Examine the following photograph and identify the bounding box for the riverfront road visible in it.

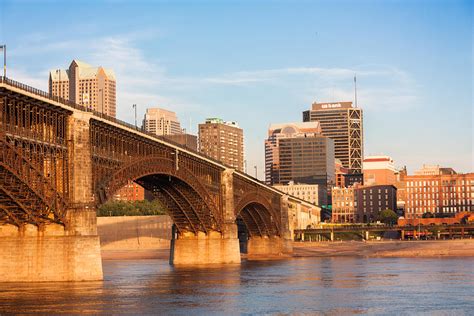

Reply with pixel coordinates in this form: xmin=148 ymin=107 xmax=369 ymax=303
xmin=295 ymin=224 xmax=474 ymax=241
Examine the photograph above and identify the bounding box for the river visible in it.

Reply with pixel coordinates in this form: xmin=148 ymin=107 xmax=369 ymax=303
xmin=0 ymin=257 xmax=473 ymax=315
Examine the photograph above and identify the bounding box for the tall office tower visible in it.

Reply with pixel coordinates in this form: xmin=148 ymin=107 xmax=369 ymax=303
xmin=143 ymin=108 xmax=182 ymax=136
xmin=49 ymin=60 xmax=116 ymax=117
xmin=363 ymin=155 xmax=397 ymax=186
xmin=265 ymin=122 xmax=335 ymax=186
xmin=198 ymin=118 xmax=244 ymax=172
xmin=303 ymin=101 xmax=363 ymax=173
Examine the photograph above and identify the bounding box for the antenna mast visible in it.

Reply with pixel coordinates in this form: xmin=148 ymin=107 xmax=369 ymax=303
xmin=354 ymin=74 xmax=358 ymax=108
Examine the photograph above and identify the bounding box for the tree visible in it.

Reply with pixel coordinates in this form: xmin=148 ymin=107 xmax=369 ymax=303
xmin=377 ymin=209 xmax=398 ymax=225
xmin=97 ymin=199 xmax=166 ymax=216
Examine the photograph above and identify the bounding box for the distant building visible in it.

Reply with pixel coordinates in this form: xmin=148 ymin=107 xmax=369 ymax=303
xmin=414 ymin=164 xmax=456 ymax=176
xmin=404 ymin=167 xmax=474 ymax=219
xmin=331 ymin=186 xmax=356 ymax=223
xmin=354 ymin=185 xmax=397 ymax=223
xmin=143 ymin=108 xmax=182 ymax=136
xmin=363 ymin=155 xmax=396 ymax=186
xmin=198 ymin=118 xmax=244 ymax=171
xmin=49 ymin=60 xmax=116 ymax=117
xmin=273 ymin=181 xmax=327 ymax=206
xmin=265 ymin=122 xmax=334 ymax=187
xmin=303 ymin=101 xmax=363 ymax=173
xmin=343 ymin=173 xmax=364 ymax=187
xmin=161 ymin=134 xmax=198 ymax=151
xmin=332 ymin=184 xmax=397 ymax=223
xmin=335 ymin=159 xmax=349 ymax=188
xmin=114 ymin=181 xmax=145 ymax=201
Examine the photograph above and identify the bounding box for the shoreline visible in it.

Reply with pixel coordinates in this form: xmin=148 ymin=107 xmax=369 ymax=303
xmin=101 ymin=239 xmax=474 ymax=261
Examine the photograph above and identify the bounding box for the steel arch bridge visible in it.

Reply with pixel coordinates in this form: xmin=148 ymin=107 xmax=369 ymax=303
xmin=0 ymin=77 xmax=314 ymax=281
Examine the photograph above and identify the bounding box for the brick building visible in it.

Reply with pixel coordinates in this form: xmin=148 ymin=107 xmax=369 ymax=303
xmin=332 ymin=184 xmax=397 ymax=223
xmin=404 ymin=166 xmax=474 ymax=219
xmin=198 ymin=118 xmax=244 ymax=172
xmin=363 ymin=155 xmax=396 ymax=186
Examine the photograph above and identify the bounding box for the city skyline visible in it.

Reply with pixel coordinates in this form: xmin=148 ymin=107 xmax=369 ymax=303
xmin=0 ymin=0 xmax=472 ymax=178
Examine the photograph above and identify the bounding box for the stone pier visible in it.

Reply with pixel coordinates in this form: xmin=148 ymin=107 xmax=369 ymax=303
xmin=170 ymin=168 xmax=241 ymax=265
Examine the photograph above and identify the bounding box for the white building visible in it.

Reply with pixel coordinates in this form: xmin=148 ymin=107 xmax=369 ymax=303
xmin=143 ymin=108 xmax=182 ymax=136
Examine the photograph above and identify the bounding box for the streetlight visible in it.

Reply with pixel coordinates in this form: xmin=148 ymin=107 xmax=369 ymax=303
xmin=0 ymin=45 xmax=6 ymax=78
xmin=132 ymin=104 xmax=137 ymax=129
xmin=254 ymin=165 xmax=257 ymax=179
xmin=99 ymin=88 xmax=104 ymax=115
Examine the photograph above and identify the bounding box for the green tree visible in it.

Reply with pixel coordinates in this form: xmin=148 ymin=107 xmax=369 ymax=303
xmin=97 ymin=199 xmax=166 ymax=216
xmin=377 ymin=209 xmax=398 ymax=225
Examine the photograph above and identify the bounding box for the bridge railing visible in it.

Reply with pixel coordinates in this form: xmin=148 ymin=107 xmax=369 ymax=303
xmin=0 ymin=76 xmax=217 ymax=160
xmin=0 ymin=76 xmax=277 ymax=188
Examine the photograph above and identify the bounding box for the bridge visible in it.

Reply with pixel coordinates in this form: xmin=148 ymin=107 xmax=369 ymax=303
xmin=295 ymin=223 xmax=474 ymax=242
xmin=0 ymin=77 xmax=308 ymax=282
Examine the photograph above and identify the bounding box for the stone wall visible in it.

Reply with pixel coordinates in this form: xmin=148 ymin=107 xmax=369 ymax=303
xmin=97 ymin=215 xmax=172 ymax=250
xmin=0 ymin=224 xmax=102 ymax=282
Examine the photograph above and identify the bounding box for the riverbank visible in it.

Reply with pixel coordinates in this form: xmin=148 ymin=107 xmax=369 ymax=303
xmin=293 ymin=239 xmax=474 ymax=258
xmin=101 ymin=239 xmax=474 ymax=260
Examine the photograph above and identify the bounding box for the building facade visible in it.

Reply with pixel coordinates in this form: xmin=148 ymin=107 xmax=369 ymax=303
xmin=161 ymin=134 xmax=198 ymax=151
xmin=303 ymin=101 xmax=363 ymax=173
xmin=363 ymin=155 xmax=396 ymax=186
xmin=49 ymin=60 xmax=116 ymax=117
xmin=404 ymin=167 xmax=474 ymax=219
xmin=265 ymin=122 xmax=334 ymax=186
xmin=331 ymin=186 xmax=356 ymax=223
xmin=355 ymin=185 xmax=397 ymax=222
xmin=198 ymin=118 xmax=244 ymax=172
xmin=273 ymin=181 xmax=327 ymax=206
xmin=332 ymin=184 xmax=397 ymax=223
xmin=335 ymin=159 xmax=349 ymax=188
xmin=113 ymin=181 xmax=145 ymax=201
xmin=143 ymin=108 xmax=182 ymax=136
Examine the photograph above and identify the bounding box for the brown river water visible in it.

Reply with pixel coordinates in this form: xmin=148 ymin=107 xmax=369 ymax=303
xmin=0 ymin=257 xmax=473 ymax=315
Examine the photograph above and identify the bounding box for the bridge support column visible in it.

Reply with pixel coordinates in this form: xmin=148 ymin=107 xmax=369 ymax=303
xmin=0 ymin=111 xmax=103 ymax=282
xmin=279 ymin=195 xmax=293 ymax=254
xmin=170 ymin=168 xmax=240 ymax=265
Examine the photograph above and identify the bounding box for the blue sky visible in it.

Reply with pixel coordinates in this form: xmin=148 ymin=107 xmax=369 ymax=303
xmin=1 ymin=0 xmax=472 ymax=177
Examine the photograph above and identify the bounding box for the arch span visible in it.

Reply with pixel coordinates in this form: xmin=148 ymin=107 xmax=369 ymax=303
xmin=235 ymin=193 xmax=281 ymax=238
xmin=96 ymin=156 xmax=222 ymax=234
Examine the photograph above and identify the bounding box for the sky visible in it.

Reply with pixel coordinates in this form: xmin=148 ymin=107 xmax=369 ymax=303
xmin=0 ymin=0 xmax=472 ymax=178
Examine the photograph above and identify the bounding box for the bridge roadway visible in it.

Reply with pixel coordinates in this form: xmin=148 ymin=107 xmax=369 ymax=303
xmin=295 ymin=223 xmax=474 ymax=241
xmin=0 ymin=76 xmax=317 ymax=282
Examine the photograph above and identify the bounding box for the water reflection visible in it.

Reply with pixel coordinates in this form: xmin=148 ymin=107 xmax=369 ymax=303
xmin=0 ymin=257 xmax=472 ymax=314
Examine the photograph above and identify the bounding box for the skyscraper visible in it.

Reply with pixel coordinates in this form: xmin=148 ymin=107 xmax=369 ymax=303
xmin=49 ymin=60 xmax=116 ymax=117
xmin=198 ymin=118 xmax=244 ymax=172
xmin=143 ymin=108 xmax=182 ymax=136
xmin=303 ymin=101 xmax=363 ymax=173
xmin=265 ymin=122 xmax=335 ymax=186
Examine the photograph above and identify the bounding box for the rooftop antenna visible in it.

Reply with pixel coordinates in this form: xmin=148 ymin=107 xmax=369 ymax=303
xmin=354 ymin=74 xmax=358 ymax=108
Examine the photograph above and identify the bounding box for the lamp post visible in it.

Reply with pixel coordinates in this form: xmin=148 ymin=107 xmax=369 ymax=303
xmin=0 ymin=45 xmax=6 ymax=78
xmin=254 ymin=165 xmax=257 ymax=179
xmin=99 ymin=89 xmax=104 ymax=115
xmin=132 ymin=104 xmax=137 ymax=129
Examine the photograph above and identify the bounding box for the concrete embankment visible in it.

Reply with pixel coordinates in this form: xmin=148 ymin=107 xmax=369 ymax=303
xmin=97 ymin=215 xmax=172 ymax=260
xmin=293 ymin=239 xmax=474 ymax=258
xmin=97 ymin=216 xmax=474 ymax=260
